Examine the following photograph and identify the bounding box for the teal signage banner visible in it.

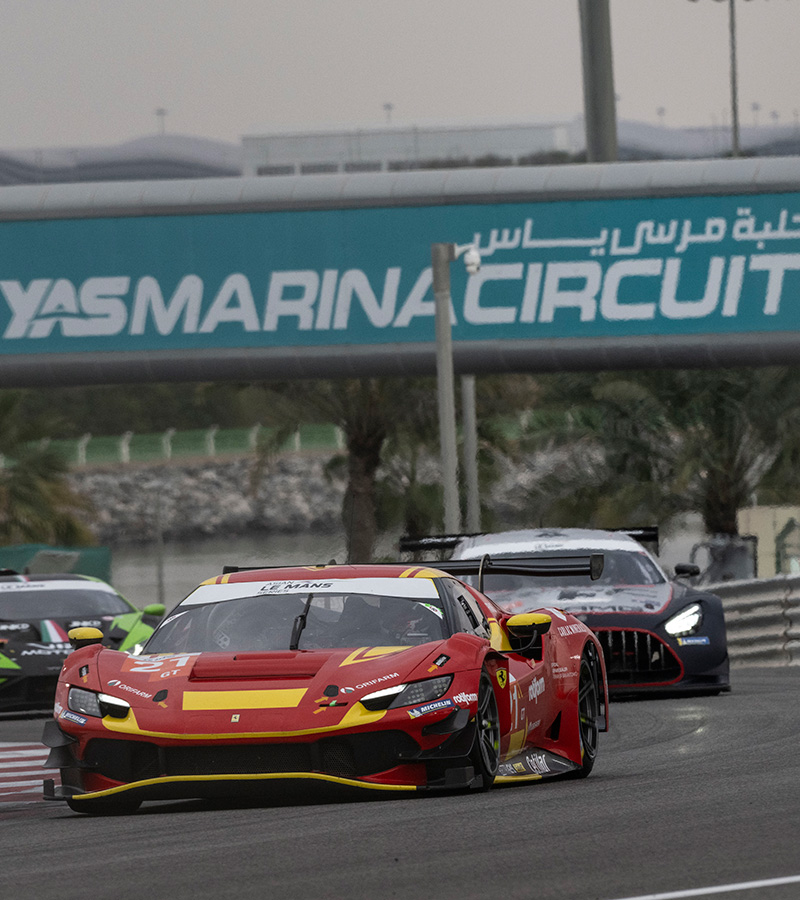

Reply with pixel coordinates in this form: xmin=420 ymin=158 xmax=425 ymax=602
xmin=1 ymin=191 xmax=799 ymax=356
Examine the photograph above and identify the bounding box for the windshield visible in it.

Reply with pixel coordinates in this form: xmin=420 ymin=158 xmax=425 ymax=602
xmin=0 ymin=586 xmax=132 ymax=620
xmin=144 ymin=590 xmax=447 ymax=654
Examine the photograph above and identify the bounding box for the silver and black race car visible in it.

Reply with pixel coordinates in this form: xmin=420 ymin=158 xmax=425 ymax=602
xmin=402 ymin=528 xmax=729 ymax=696
xmin=0 ymin=573 xmax=164 ymax=712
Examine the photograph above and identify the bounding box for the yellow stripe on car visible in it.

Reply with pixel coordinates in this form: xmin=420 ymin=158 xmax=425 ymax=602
xmin=101 ymin=704 xmax=388 ymax=739
xmin=182 ymin=689 xmax=306 ymax=711
xmin=70 ymin=771 xmax=419 ymax=800
xmin=338 ymin=646 xmax=406 ymax=667
xmin=495 ymin=774 xmax=544 ymax=784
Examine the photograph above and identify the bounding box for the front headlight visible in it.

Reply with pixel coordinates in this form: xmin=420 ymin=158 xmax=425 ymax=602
xmin=68 ymin=687 xmax=131 ymax=719
xmin=664 ymin=602 xmax=703 ymax=636
xmin=361 ymin=676 xmax=452 ymax=711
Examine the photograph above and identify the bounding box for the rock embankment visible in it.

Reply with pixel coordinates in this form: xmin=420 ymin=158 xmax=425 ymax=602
xmin=69 ymin=454 xmax=346 ymax=545
xmin=68 ymin=451 xmax=541 ymax=546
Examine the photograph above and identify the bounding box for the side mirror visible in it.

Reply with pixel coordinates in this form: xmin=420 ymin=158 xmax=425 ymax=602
xmin=674 ymin=563 xmax=701 ymax=579
xmin=504 ymin=613 xmax=551 ymax=659
xmin=507 ymin=613 xmax=552 ymax=636
xmin=67 ymin=626 xmax=104 ymax=650
xmin=143 ymin=603 xmax=166 ymax=617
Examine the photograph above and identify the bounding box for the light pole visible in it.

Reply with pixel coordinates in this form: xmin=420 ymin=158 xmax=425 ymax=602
xmin=725 ymin=0 xmax=741 ymax=156
xmin=461 ymin=374 xmax=481 ymax=533
xmin=430 ymin=242 xmax=481 ymax=534
xmin=577 ymin=0 xmax=618 ymax=162
xmin=688 ymin=0 xmax=766 ymax=158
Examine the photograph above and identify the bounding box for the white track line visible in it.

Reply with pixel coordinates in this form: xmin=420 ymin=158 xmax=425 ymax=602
xmin=610 ymin=874 xmax=800 ymax=900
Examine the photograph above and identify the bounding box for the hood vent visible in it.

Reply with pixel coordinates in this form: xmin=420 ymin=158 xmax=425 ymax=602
xmin=189 ymin=651 xmax=327 ymax=681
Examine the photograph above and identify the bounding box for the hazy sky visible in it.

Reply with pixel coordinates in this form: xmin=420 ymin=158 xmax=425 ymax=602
xmin=2 ymin=0 xmax=798 ymax=149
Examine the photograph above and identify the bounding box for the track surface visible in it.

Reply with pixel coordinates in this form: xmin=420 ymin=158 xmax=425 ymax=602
xmin=2 ymin=667 xmax=799 ymax=900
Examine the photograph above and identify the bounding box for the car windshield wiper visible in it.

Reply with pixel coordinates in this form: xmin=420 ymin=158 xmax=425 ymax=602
xmin=289 ymin=593 xmax=314 ymax=651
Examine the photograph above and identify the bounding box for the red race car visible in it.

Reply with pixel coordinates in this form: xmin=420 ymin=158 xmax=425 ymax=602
xmin=43 ymin=558 xmax=609 ymax=815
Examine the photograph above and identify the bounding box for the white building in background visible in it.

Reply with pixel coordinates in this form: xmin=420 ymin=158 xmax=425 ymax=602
xmin=240 ymin=120 xmax=584 ymax=177
xmin=0 ymin=118 xmax=796 ymax=186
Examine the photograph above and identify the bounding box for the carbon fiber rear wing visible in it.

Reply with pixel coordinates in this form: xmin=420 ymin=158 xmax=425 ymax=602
xmin=221 ymin=554 xmax=604 ymax=594
xmin=430 ymin=554 xmax=604 ymax=594
xmin=399 ymin=534 xmax=478 ymax=553
xmin=400 ymin=526 xmax=659 ymax=555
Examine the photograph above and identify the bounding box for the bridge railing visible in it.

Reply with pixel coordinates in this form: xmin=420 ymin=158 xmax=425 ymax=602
xmin=707 ymin=575 xmax=800 ymax=666
xmin=39 ymin=424 xmax=345 ymax=467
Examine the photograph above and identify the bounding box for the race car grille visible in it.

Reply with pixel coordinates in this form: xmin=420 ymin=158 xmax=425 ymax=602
xmin=165 ymin=744 xmax=311 ymax=776
xmin=594 ymin=629 xmax=682 ymax=685
xmin=83 ymin=731 xmax=419 ymax=782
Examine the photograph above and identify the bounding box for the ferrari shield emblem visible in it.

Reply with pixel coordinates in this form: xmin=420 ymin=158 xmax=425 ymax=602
xmin=496 ymin=668 xmax=508 ymax=689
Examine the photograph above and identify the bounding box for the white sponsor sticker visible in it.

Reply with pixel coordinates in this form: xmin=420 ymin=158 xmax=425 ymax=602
xmin=181 ymin=577 xmax=440 ymax=606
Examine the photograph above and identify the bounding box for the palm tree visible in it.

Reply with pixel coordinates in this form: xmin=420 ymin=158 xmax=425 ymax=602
xmin=252 ymin=374 xmax=531 ymax=563
xmin=252 ymin=378 xmax=444 ymax=562
xmin=521 ymin=367 xmax=800 ymax=537
xmin=0 ymin=392 xmax=95 ymax=546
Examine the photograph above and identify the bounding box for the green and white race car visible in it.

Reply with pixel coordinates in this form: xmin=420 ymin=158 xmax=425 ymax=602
xmin=0 ymin=573 xmax=164 ymax=712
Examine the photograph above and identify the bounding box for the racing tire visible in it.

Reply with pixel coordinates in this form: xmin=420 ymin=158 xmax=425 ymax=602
xmin=66 ymin=796 xmax=142 ymax=816
xmin=470 ymin=671 xmax=500 ymax=790
xmin=571 ymin=651 xmax=601 ymax=779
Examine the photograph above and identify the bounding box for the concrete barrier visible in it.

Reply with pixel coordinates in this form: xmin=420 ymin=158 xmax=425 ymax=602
xmin=706 ymin=575 xmax=800 ymax=666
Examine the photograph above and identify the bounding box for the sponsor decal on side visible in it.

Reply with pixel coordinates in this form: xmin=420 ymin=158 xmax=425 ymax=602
xmin=677 ymin=635 xmax=711 ymax=646
xmin=523 ymin=752 xmax=551 ymax=776
xmin=551 ymin=663 xmax=577 ymax=680
xmin=557 ymin=623 xmax=584 ymax=637
xmin=407 ymin=698 xmax=455 ymax=719
xmin=0 ymin=623 xmax=30 ymax=631
xmin=60 ymin=710 xmax=87 ymax=726
xmin=351 ymin=672 xmax=400 ymax=691
xmin=528 ymin=676 xmax=546 ymax=703
xmin=498 ymin=751 xmax=551 ymax=778
xmin=107 ymin=680 xmax=153 ymax=699
xmin=452 ymin=691 xmax=478 ymax=705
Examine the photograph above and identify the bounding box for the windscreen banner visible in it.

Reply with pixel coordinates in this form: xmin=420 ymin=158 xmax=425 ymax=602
xmin=0 ymin=192 xmax=798 ymax=357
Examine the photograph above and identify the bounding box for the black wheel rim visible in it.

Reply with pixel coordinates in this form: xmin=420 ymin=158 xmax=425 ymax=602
xmin=477 ymin=676 xmax=500 ymax=776
xmin=578 ymin=659 xmax=599 ymax=763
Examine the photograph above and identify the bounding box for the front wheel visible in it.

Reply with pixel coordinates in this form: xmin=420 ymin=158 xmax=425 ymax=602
xmin=572 ymin=653 xmax=600 ymax=778
xmin=470 ymin=671 xmax=500 ymax=790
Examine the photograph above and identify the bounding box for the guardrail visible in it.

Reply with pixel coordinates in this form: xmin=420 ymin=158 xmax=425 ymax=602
xmin=16 ymin=423 xmax=346 ymax=467
xmin=707 ymin=575 xmax=800 ymax=666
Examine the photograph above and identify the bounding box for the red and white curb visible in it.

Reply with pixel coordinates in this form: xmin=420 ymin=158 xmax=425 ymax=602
xmin=0 ymin=742 xmax=58 ymax=803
